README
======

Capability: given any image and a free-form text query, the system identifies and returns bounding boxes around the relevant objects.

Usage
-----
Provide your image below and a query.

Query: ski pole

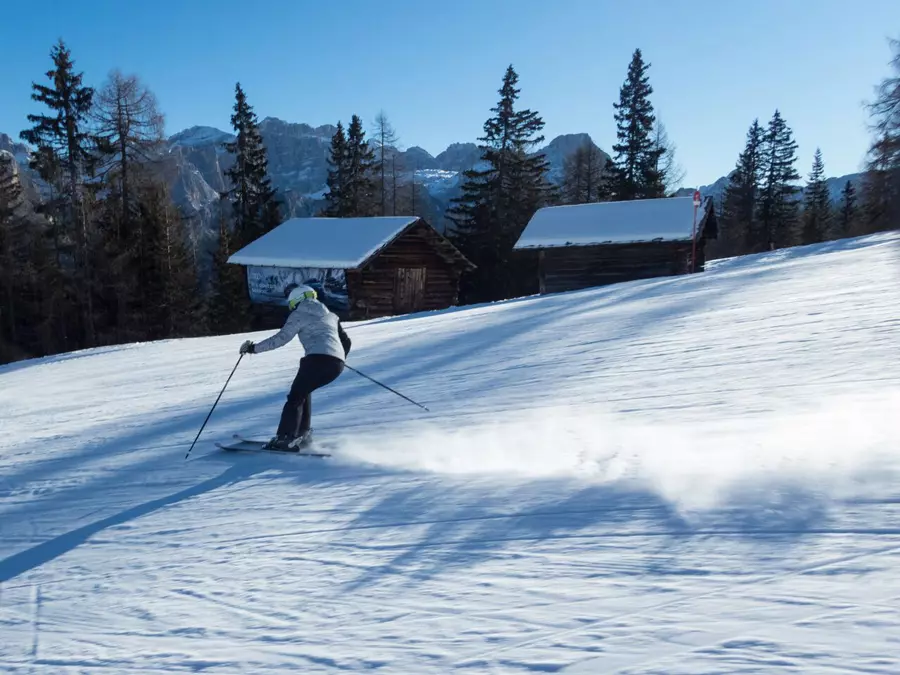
[344,364,430,412]
[185,353,244,459]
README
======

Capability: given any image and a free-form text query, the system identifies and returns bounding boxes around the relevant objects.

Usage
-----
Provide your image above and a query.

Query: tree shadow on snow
[335,477,685,592]
[331,471,841,595]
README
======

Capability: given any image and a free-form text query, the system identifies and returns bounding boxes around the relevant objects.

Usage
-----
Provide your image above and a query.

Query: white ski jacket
[253,300,350,361]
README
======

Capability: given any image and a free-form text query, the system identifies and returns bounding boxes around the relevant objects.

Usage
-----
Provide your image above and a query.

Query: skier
[239,283,351,450]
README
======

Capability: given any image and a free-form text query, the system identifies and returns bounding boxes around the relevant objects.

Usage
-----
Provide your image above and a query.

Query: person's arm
[251,310,304,354]
[337,321,352,357]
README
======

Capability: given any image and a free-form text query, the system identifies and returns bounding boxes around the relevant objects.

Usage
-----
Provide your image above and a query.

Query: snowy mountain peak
[167,126,234,148]
[0,132,32,166]
[258,117,337,140]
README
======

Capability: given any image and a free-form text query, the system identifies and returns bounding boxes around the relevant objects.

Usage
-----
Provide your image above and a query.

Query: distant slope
[1,231,898,672]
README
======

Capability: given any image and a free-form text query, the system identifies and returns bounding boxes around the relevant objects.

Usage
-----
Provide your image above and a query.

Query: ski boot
[265,430,313,452]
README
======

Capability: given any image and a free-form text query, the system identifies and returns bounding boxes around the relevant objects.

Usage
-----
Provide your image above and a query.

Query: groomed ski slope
[1,231,899,674]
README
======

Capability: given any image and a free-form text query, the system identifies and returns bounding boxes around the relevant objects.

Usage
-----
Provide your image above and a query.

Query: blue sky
[2,0,898,187]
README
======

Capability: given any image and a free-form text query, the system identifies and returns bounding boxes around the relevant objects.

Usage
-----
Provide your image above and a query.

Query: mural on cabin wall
[246,265,349,312]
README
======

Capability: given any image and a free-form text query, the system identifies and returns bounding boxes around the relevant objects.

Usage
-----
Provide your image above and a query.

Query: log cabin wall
[538,240,699,295]
[347,221,465,320]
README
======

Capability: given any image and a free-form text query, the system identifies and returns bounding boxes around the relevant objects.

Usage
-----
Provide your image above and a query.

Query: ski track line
[169,587,309,630]
[208,504,671,547]
[169,578,562,637]
[313,528,900,553]
[602,592,900,675]
[454,541,900,667]
[169,586,525,637]
[614,595,900,673]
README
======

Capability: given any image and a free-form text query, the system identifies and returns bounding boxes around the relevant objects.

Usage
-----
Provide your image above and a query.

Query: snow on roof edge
[227,216,420,269]
[513,197,710,250]
[514,234,694,249]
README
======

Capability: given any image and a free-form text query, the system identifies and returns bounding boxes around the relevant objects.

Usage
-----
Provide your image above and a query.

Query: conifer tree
[0,153,22,226]
[0,153,24,355]
[756,110,800,250]
[447,64,551,302]
[801,148,831,244]
[344,114,377,216]
[20,39,98,346]
[608,49,665,200]
[207,200,251,334]
[139,181,204,338]
[720,119,765,255]
[21,40,96,210]
[321,116,377,217]
[321,122,349,216]
[223,83,281,245]
[837,179,857,237]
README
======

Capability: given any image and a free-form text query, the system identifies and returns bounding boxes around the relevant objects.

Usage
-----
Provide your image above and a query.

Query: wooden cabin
[228,216,475,321]
[513,196,718,294]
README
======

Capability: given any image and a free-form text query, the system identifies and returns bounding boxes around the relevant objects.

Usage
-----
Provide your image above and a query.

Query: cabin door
[394,267,427,314]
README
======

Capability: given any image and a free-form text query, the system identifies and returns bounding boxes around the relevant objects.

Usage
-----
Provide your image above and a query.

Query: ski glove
[239,340,255,354]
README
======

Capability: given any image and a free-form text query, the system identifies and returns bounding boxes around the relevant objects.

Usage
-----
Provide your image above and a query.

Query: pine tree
[20,39,98,347]
[446,64,551,302]
[608,49,665,200]
[344,114,377,216]
[0,153,24,357]
[207,201,251,334]
[756,110,801,250]
[139,181,204,338]
[223,83,281,245]
[321,122,349,216]
[800,148,831,244]
[837,180,857,237]
[0,153,22,224]
[720,119,765,256]
[0,152,69,361]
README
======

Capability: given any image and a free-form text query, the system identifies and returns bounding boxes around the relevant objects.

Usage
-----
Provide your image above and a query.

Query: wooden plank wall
[347,222,463,319]
[540,241,698,294]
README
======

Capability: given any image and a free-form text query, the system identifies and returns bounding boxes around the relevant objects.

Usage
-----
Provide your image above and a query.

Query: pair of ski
[215,433,331,458]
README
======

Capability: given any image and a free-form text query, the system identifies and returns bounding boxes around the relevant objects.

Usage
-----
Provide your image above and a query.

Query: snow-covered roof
[514,197,709,249]
[228,216,420,269]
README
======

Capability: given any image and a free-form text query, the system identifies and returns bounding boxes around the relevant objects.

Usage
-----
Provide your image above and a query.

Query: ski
[216,433,331,458]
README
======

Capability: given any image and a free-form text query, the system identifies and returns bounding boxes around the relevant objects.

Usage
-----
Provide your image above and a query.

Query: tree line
[0,41,286,363]
[2,38,899,364]
[712,40,900,258]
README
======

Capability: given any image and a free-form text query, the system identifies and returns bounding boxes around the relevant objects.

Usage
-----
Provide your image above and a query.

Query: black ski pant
[276,354,344,439]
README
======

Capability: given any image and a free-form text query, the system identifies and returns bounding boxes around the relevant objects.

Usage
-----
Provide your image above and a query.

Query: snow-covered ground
[1,231,899,673]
